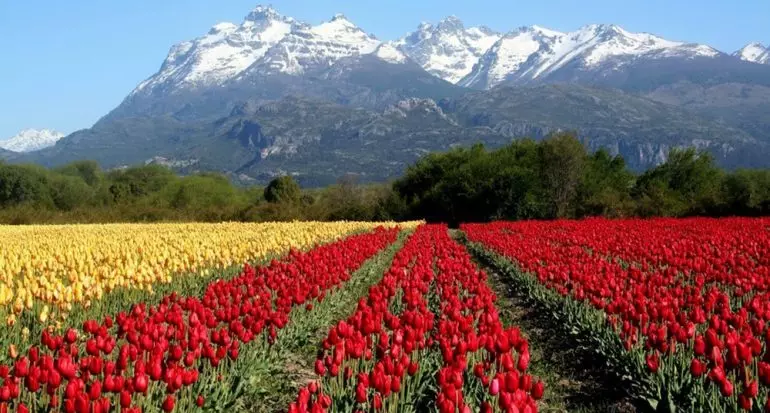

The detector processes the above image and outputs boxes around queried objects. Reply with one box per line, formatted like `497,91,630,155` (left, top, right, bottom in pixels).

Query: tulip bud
532,380,545,400
720,379,734,397
120,390,131,408
489,378,500,396
162,395,175,412
314,359,326,376
690,358,704,376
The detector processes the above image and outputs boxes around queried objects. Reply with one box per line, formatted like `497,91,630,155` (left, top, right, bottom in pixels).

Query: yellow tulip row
0,221,421,323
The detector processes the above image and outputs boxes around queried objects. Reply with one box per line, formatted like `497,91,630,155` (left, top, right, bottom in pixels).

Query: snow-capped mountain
242,14,380,76
734,42,769,65
132,7,395,97
129,4,757,97
460,24,721,89
395,17,501,84
0,129,65,153
132,6,305,95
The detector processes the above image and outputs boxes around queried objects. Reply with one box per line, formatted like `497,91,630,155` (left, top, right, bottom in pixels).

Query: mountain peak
131,5,300,95
0,129,65,153
589,23,620,31
331,13,348,22
397,17,501,83
734,42,769,64
245,5,280,21
436,15,464,32
242,12,380,76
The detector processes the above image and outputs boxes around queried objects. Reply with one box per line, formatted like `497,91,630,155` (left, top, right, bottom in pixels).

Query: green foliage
55,160,103,187
721,170,770,215
0,164,53,208
264,176,301,204
577,149,635,217
394,135,770,223
633,148,724,216
50,174,95,211
108,165,176,198
0,161,407,224
0,139,769,224
538,132,587,218
394,134,591,223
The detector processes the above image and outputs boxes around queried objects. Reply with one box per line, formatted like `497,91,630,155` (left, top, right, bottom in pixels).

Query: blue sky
1,0,768,139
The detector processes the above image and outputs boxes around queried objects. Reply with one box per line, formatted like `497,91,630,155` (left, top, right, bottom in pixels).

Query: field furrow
464,218,770,412
0,225,402,412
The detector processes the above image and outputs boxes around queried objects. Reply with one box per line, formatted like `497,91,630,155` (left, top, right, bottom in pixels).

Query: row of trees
1,133,768,224
393,133,770,224
0,161,402,224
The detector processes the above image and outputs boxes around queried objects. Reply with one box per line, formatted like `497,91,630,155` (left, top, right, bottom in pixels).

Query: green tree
108,165,176,198
538,132,587,218
0,164,52,208
722,170,770,215
264,176,301,204
55,161,103,187
576,149,635,217
50,175,94,211
633,148,723,216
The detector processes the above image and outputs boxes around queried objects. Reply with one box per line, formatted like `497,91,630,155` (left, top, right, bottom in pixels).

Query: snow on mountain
126,4,746,96
245,14,381,75
459,26,553,89
131,6,303,95
461,24,721,89
734,42,769,64
374,42,408,64
395,17,501,84
0,129,65,153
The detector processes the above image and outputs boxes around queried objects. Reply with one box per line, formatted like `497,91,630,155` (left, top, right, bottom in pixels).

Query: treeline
394,133,770,225
0,161,402,224
1,132,768,225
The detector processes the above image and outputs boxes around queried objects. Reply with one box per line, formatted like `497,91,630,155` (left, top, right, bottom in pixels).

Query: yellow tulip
0,221,421,319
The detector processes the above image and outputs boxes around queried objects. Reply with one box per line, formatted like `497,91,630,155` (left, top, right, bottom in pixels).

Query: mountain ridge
12,4,770,184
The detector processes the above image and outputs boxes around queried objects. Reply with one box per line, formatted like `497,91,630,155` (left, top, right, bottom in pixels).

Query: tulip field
0,222,407,327
0,218,768,412
464,217,770,412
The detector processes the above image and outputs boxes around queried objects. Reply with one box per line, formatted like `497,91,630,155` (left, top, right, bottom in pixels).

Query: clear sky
1,0,768,139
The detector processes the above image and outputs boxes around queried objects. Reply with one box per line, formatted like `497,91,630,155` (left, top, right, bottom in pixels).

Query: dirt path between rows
452,230,637,413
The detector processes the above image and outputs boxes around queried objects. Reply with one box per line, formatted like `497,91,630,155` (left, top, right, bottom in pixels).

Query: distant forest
1,132,768,225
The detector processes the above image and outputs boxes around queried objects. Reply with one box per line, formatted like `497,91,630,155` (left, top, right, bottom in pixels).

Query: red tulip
690,359,706,377
645,353,659,373
162,395,175,412
532,380,545,400
109,390,125,408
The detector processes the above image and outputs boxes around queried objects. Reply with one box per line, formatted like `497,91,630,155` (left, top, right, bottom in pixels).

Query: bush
264,176,301,204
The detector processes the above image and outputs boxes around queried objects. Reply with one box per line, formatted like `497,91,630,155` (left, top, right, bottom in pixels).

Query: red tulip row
531,217,770,293
0,226,399,413
463,218,770,411
290,224,543,413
